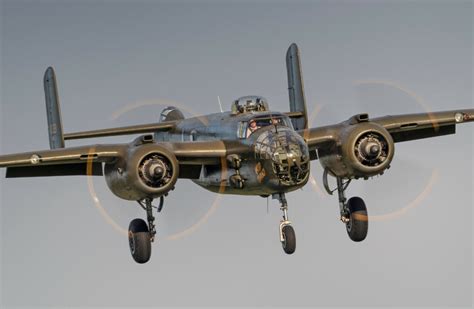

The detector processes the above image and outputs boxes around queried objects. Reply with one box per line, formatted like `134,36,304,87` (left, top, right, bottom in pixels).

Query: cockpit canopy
237,114,294,138
231,96,269,114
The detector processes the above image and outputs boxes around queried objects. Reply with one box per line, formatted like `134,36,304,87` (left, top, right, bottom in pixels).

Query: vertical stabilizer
44,67,65,149
286,43,308,131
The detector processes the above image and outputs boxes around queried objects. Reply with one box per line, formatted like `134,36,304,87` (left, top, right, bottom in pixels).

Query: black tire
128,218,152,264
346,197,368,242
282,225,296,254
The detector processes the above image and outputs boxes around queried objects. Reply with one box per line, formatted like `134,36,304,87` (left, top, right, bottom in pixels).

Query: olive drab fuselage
154,107,310,196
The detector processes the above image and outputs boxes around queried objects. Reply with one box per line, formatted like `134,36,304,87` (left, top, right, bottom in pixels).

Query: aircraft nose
272,144,309,185
253,128,310,186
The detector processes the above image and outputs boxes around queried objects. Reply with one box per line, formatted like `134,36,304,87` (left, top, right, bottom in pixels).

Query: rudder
286,43,308,131
44,67,65,149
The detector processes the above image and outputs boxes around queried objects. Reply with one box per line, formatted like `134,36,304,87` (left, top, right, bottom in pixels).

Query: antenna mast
217,96,224,113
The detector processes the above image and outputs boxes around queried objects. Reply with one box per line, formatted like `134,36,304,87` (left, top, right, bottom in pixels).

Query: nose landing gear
274,193,296,254
128,196,164,264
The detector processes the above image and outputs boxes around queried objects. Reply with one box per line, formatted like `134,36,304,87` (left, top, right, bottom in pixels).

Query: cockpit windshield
246,116,291,138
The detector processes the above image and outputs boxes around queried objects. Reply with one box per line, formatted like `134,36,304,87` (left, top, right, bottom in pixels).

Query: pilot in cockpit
246,117,283,137
271,117,281,125
246,119,260,137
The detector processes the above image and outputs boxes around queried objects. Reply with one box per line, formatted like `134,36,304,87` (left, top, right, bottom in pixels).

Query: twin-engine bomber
1,44,472,263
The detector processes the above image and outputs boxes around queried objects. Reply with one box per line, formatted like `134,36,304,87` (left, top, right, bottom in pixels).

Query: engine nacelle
319,122,395,179
104,144,179,201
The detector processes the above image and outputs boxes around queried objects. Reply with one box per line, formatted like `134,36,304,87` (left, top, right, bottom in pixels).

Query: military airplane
1,44,472,263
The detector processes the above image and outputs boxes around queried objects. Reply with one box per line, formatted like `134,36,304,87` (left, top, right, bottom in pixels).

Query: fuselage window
190,130,197,141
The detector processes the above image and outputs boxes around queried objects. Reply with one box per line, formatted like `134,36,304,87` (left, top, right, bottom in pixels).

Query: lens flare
86,146,128,236
306,103,327,198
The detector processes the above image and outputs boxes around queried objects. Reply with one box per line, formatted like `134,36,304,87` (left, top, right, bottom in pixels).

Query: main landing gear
334,177,368,242
323,170,368,242
274,193,296,254
128,196,164,264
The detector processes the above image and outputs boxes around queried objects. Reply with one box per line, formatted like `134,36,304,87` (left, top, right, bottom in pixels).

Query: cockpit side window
237,122,248,139
245,116,289,138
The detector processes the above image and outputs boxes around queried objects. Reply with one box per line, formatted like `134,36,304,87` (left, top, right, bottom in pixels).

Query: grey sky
1,1,472,307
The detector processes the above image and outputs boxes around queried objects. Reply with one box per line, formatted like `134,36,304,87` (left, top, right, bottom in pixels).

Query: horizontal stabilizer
64,121,176,140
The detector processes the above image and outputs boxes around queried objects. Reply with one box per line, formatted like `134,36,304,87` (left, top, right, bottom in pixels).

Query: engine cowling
104,144,179,201
319,122,395,179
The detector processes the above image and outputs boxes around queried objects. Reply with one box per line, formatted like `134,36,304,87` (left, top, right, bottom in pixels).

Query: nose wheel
275,193,296,254
281,224,296,254
128,196,164,264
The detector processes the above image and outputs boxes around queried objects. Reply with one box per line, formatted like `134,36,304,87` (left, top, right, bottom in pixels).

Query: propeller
353,80,440,220
86,98,222,241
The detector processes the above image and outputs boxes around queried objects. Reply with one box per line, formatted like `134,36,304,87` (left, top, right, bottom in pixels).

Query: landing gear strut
324,169,369,241
335,177,368,242
128,196,164,264
274,193,296,254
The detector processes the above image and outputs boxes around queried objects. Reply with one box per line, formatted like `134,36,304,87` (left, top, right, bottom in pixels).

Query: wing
0,144,127,177
371,109,474,143
162,140,250,179
301,109,474,156
0,140,249,179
